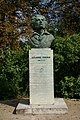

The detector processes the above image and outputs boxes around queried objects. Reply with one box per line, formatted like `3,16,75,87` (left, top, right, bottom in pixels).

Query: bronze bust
28,14,54,48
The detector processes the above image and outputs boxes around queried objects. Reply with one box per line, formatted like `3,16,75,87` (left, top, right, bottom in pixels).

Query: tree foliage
0,0,80,49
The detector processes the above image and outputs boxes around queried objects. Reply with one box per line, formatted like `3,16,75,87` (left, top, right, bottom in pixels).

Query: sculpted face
35,16,46,29
31,15,47,30
28,15,54,48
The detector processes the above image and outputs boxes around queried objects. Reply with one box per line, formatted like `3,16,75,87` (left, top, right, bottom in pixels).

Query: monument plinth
29,48,54,104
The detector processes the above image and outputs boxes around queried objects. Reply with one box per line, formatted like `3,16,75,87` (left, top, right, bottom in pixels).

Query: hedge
51,33,80,98
0,33,80,99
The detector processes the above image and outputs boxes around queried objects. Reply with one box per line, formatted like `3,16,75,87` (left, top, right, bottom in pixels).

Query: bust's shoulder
45,31,54,39
29,32,39,39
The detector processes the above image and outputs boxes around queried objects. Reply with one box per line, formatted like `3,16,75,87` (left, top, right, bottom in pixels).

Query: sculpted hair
31,14,48,30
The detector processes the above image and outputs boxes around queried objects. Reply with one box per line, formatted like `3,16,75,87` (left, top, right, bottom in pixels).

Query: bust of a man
28,14,54,48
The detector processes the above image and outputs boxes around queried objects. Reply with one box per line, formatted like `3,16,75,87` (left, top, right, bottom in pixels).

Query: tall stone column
29,48,54,104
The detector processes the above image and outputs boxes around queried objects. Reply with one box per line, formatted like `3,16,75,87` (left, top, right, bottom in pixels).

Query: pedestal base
16,98,68,115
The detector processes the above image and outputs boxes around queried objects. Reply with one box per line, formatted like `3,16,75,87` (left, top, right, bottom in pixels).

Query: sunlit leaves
0,0,80,50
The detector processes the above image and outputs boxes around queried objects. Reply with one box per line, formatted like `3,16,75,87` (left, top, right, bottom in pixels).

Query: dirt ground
0,99,80,120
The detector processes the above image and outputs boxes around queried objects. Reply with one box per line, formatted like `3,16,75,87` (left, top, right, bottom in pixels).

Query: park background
0,0,80,100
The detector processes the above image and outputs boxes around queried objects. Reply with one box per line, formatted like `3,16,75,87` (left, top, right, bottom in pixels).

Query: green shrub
0,33,80,99
60,76,80,98
0,43,30,100
51,33,80,97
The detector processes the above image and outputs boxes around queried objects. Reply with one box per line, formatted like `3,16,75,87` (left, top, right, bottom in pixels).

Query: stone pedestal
29,48,54,104
15,48,68,115
16,98,68,114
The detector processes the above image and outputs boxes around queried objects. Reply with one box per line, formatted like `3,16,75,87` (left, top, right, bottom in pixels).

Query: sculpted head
31,14,47,30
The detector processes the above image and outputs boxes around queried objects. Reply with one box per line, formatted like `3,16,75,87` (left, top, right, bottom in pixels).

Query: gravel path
0,99,80,120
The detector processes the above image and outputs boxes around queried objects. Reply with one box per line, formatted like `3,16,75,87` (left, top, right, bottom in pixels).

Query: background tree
0,0,80,49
